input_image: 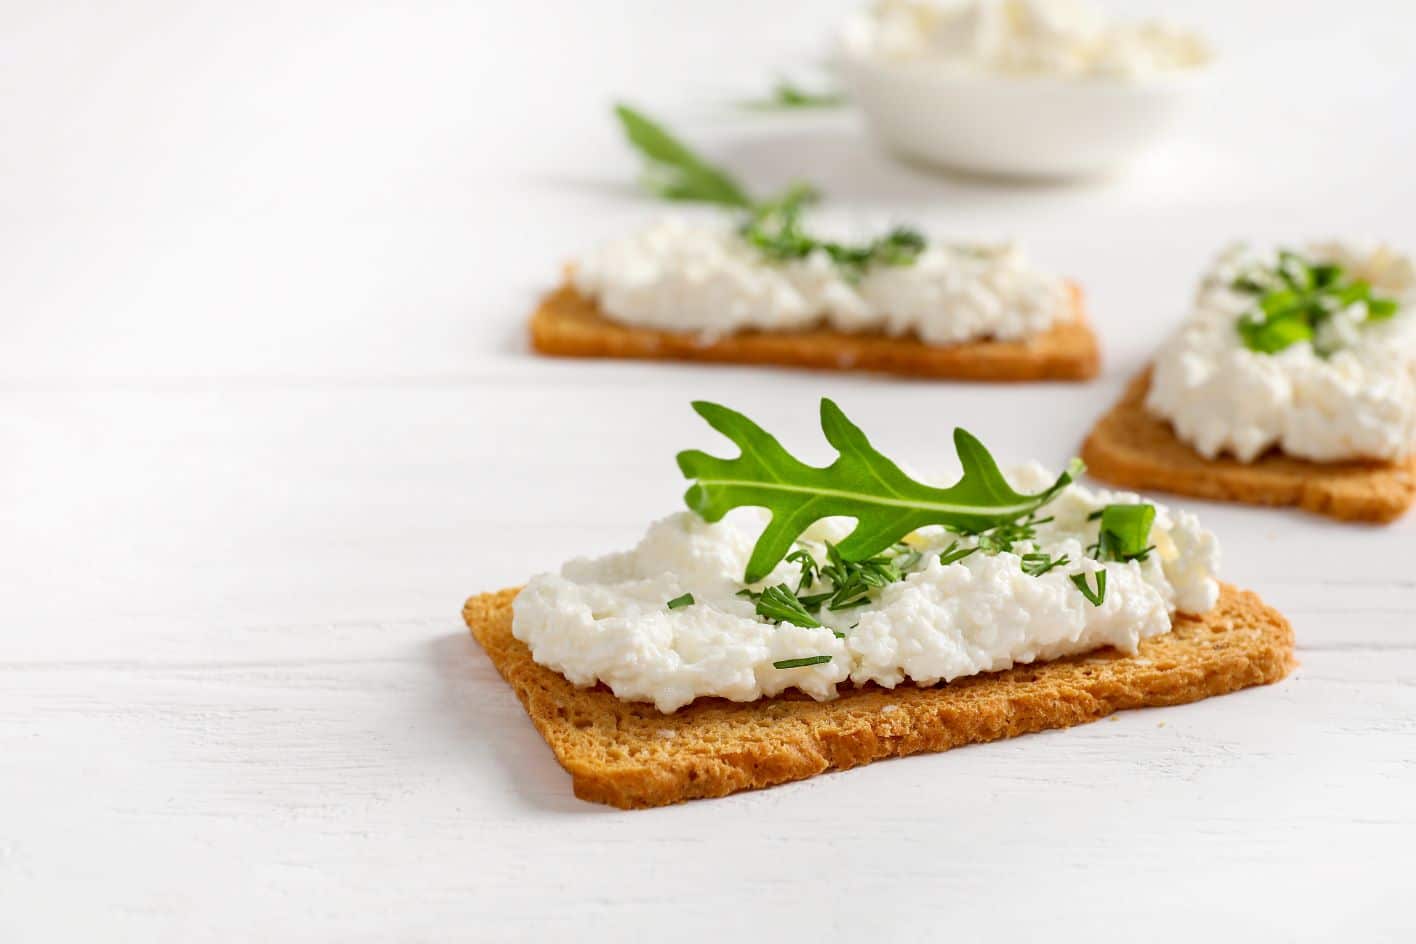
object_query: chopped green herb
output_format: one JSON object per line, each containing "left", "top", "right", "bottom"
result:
{"left": 677, "top": 399, "right": 1081, "bottom": 583}
{"left": 741, "top": 79, "right": 848, "bottom": 111}
{"left": 612, "top": 108, "right": 930, "bottom": 281}
{"left": 968, "top": 514, "right": 1051, "bottom": 555}
{"left": 773, "top": 655, "right": 833, "bottom": 669}
{"left": 755, "top": 584, "right": 823, "bottom": 628}
{"left": 1232, "top": 250, "right": 1400, "bottom": 355}
{"left": 1020, "top": 552, "right": 1070, "bottom": 577}
{"left": 819, "top": 542, "right": 905, "bottom": 611}
{"left": 1092, "top": 504, "right": 1156, "bottom": 563}
{"left": 785, "top": 547, "right": 820, "bottom": 592}
{"left": 666, "top": 592, "right": 695, "bottom": 610}
{"left": 938, "top": 540, "right": 979, "bottom": 566}
{"left": 1070, "top": 570, "right": 1107, "bottom": 607}
{"left": 740, "top": 186, "right": 926, "bottom": 282}
{"left": 795, "top": 590, "right": 835, "bottom": 612}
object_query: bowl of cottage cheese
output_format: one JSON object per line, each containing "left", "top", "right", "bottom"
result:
{"left": 838, "top": 0, "right": 1213, "bottom": 179}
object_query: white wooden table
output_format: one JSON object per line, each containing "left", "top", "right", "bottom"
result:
{"left": 3, "top": 1, "right": 1413, "bottom": 940}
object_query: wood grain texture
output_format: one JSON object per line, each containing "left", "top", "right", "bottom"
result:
{"left": 530, "top": 282, "right": 1101, "bottom": 381}
{"left": 464, "top": 585, "right": 1294, "bottom": 808}
{"left": 6, "top": 1, "right": 1416, "bottom": 938}
{"left": 1082, "top": 371, "right": 1416, "bottom": 523}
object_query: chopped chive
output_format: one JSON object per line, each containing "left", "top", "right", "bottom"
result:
{"left": 755, "top": 584, "right": 822, "bottom": 628}
{"left": 827, "top": 596, "right": 870, "bottom": 611}
{"left": 773, "top": 655, "right": 832, "bottom": 669}
{"left": 1070, "top": 570, "right": 1107, "bottom": 607}
{"left": 939, "top": 540, "right": 978, "bottom": 566}
{"left": 666, "top": 592, "right": 695, "bottom": 610}
{"left": 1020, "top": 552, "right": 1069, "bottom": 577}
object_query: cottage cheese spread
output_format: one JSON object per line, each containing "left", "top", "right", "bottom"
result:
{"left": 853, "top": 0, "right": 1210, "bottom": 79}
{"left": 1147, "top": 242, "right": 1416, "bottom": 463}
{"left": 571, "top": 217, "right": 1070, "bottom": 344}
{"left": 512, "top": 466, "right": 1219, "bottom": 713}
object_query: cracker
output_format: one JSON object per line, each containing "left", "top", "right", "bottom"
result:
{"left": 529, "top": 282, "right": 1100, "bottom": 381}
{"left": 1082, "top": 371, "right": 1416, "bottom": 523}
{"left": 463, "top": 583, "right": 1293, "bottom": 809}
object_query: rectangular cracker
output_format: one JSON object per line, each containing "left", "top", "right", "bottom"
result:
{"left": 529, "top": 282, "right": 1101, "bottom": 381}
{"left": 463, "top": 584, "right": 1293, "bottom": 809}
{"left": 1082, "top": 370, "right": 1416, "bottom": 523}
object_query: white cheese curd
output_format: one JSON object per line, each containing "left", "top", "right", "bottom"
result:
{"left": 571, "top": 216, "right": 1070, "bottom": 344}
{"left": 1147, "top": 242, "right": 1416, "bottom": 463}
{"left": 512, "top": 466, "right": 1220, "bottom": 713}
{"left": 856, "top": 0, "right": 1210, "bottom": 79}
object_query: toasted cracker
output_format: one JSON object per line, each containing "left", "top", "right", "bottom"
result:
{"left": 463, "top": 584, "right": 1293, "bottom": 809}
{"left": 1082, "top": 371, "right": 1416, "bottom": 523}
{"left": 529, "top": 282, "right": 1100, "bottom": 381}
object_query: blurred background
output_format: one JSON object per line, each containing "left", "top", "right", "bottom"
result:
{"left": 4, "top": 0, "right": 1415, "bottom": 383}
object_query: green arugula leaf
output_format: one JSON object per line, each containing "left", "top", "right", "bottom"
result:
{"left": 677, "top": 399, "right": 1082, "bottom": 583}
{"left": 614, "top": 104, "right": 754, "bottom": 209}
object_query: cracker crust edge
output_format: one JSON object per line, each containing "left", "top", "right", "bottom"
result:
{"left": 528, "top": 282, "right": 1101, "bottom": 382}
{"left": 463, "top": 583, "right": 1293, "bottom": 809}
{"left": 1082, "top": 371, "right": 1416, "bottom": 523}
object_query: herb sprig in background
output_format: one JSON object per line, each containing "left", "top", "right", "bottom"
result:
{"left": 613, "top": 104, "right": 927, "bottom": 281}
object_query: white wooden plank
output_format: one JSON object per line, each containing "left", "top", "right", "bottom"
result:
{"left": 4, "top": 0, "right": 1416, "bottom": 938}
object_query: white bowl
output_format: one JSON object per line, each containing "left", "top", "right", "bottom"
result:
{"left": 841, "top": 53, "right": 1210, "bottom": 181}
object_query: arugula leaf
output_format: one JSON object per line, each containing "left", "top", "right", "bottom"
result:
{"left": 755, "top": 584, "right": 823, "bottom": 628}
{"left": 677, "top": 399, "right": 1082, "bottom": 583}
{"left": 614, "top": 104, "right": 753, "bottom": 209}
{"left": 742, "top": 79, "right": 848, "bottom": 111}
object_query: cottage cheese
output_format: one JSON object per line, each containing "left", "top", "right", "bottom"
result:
{"left": 512, "top": 466, "right": 1220, "bottom": 713}
{"left": 854, "top": 0, "right": 1210, "bottom": 79}
{"left": 571, "top": 217, "right": 1070, "bottom": 344}
{"left": 1147, "top": 242, "right": 1416, "bottom": 463}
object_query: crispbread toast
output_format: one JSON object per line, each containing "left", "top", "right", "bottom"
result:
{"left": 1082, "top": 371, "right": 1416, "bottom": 523}
{"left": 463, "top": 583, "right": 1293, "bottom": 809}
{"left": 529, "top": 282, "right": 1101, "bottom": 381}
